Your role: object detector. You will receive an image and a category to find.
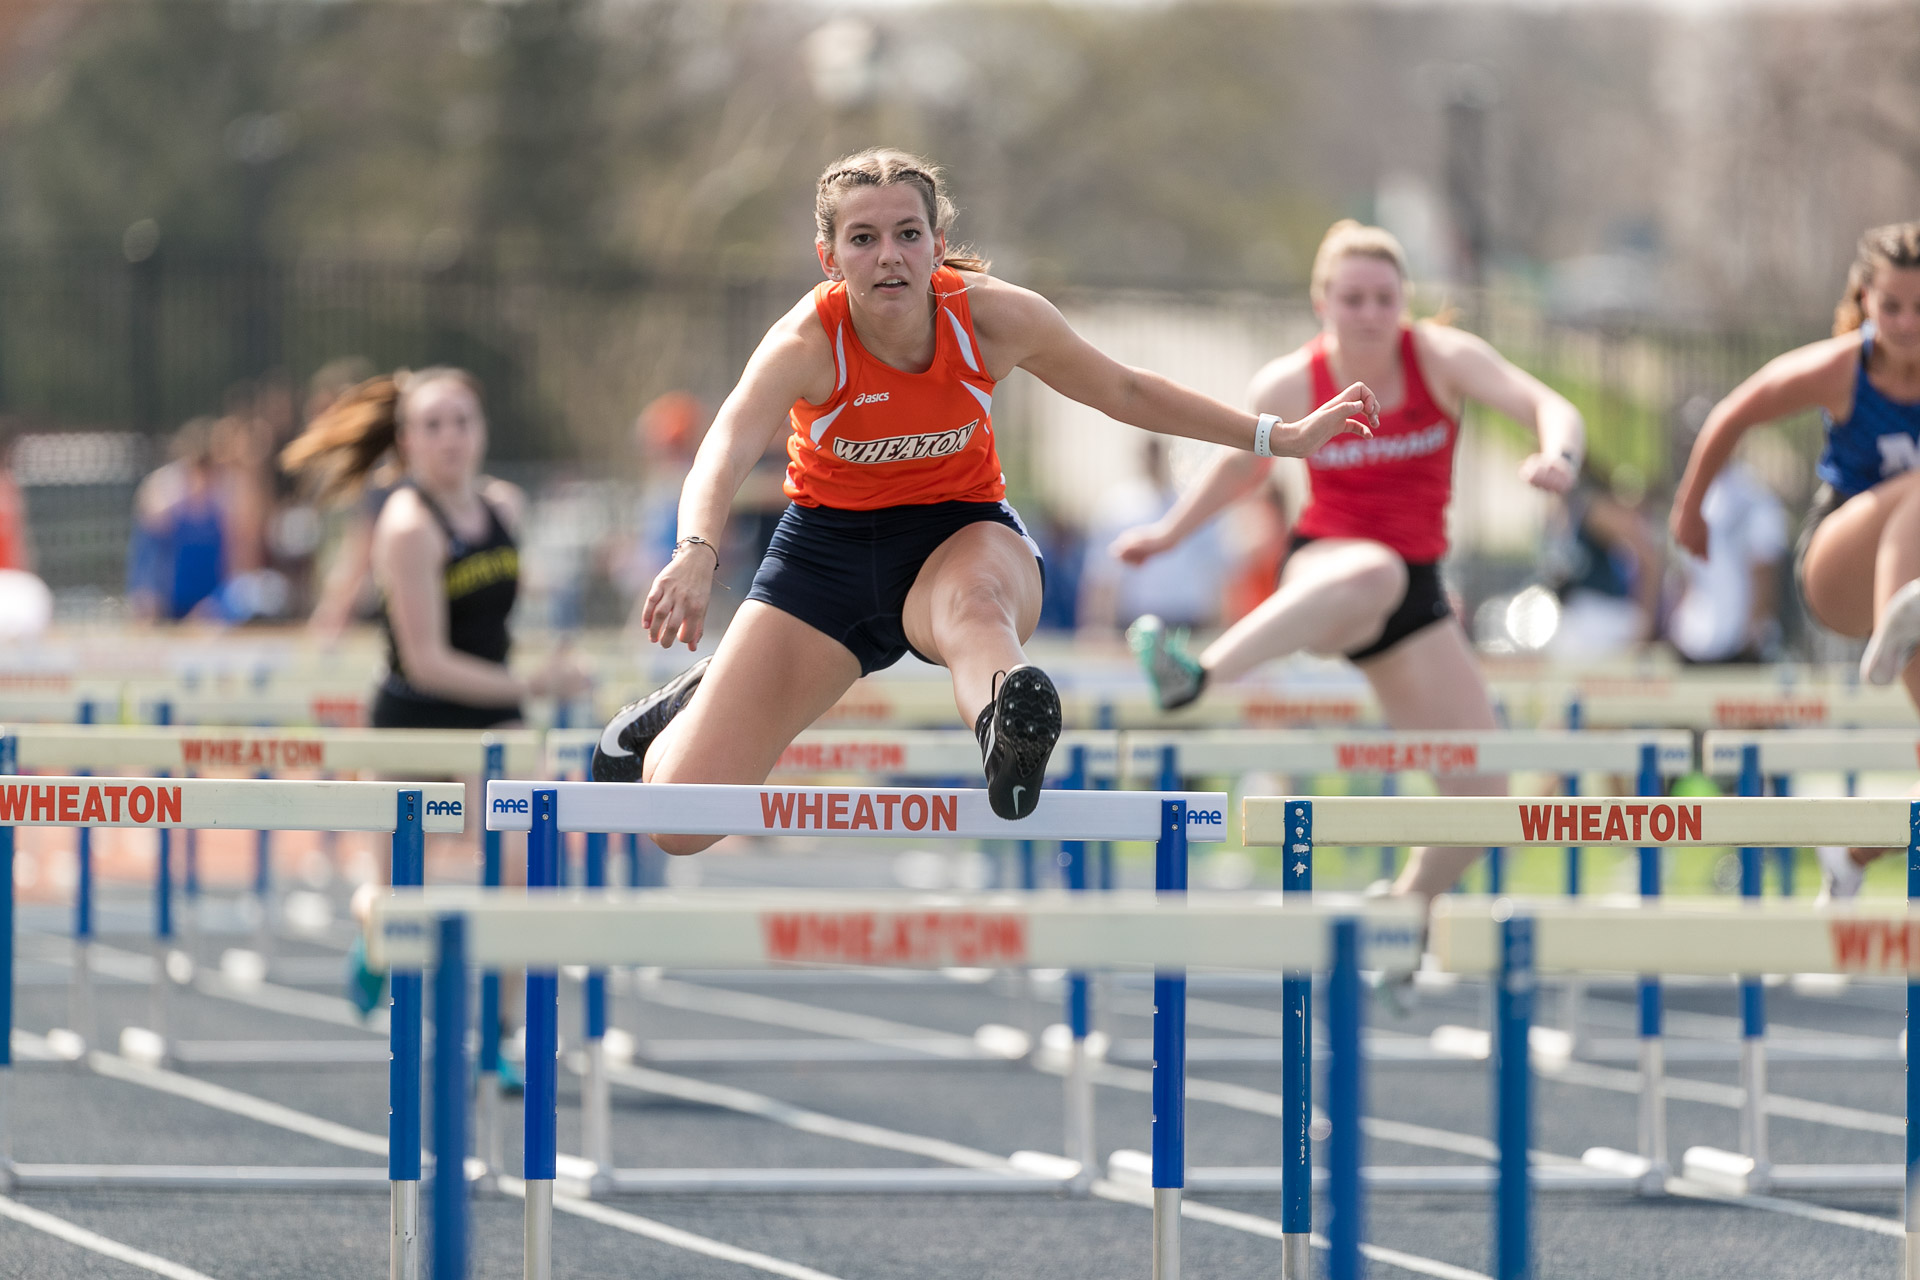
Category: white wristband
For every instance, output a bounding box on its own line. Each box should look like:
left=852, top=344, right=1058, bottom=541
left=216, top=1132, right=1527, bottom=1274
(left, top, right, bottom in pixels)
left=1253, top=413, right=1280, bottom=458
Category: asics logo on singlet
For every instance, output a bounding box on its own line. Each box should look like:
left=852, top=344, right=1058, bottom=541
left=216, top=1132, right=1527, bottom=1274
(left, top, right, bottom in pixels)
left=831, top=421, right=978, bottom=466
left=1311, top=422, right=1450, bottom=469
left=852, top=392, right=890, bottom=407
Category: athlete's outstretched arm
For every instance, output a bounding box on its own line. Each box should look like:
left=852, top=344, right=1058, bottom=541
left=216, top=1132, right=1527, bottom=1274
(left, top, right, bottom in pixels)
left=1670, top=338, right=1852, bottom=558
left=1111, top=447, right=1273, bottom=564
left=1424, top=325, right=1586, bottom=494
left=973, top=280, right=1377, bottom=456
left=644, top=306, right=828, bottom=650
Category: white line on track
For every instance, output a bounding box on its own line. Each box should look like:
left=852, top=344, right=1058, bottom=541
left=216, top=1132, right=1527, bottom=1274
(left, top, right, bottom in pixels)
left=639, top=980, right=1907, bottom=1241
left=0, top=1192, right=224, bottom=1280
left=34, top=938, right=389, bottom=1035
left=601, top=1066, right=1491, bottom=1278
left=655, top=975, right=1908, bottom=1142
left=497, top=1175, right=852, bottom=1280
left=1665, top=1177, right=1904, bottom=1236
left=1543, top=1060, right=1903, bottom=1137
left=640, top=978, right=983, bottom=1057
left=606, top=1063, right=1009, bottom=1169
left=84, top=1047, right=389, bottom=1158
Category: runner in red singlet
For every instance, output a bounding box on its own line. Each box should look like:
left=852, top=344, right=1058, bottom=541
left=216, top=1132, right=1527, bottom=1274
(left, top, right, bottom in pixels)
left=1117, top=220, right=1585, bottom=905
left=592, top=151, right=1379, bottom=852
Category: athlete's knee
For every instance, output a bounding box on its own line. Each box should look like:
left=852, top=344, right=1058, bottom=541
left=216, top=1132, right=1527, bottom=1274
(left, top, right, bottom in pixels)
left=650, top=832, right=717, bottom=857
left=939, top=572, right=1022, bottom=631
left=1342, top=552, right=1407, bottom=606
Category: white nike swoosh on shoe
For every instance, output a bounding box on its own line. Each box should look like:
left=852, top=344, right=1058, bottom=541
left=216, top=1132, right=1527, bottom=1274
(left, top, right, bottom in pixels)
left=1011, top=786, right=1025, bottom=808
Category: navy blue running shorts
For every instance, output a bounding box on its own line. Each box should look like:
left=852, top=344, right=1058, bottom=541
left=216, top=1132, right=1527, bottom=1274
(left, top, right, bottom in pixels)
left=747, top=499, right=1044, bottom=675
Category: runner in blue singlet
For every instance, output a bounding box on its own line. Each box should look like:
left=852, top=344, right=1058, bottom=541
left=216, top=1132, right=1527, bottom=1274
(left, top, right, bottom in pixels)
left=1670, top=221, right=1920, bottom=898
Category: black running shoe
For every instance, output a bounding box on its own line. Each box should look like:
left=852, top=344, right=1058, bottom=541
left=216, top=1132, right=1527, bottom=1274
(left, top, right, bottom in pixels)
left=973, top=665, right=1062, bottom=821
left=591, top=657, right=712, bottom=782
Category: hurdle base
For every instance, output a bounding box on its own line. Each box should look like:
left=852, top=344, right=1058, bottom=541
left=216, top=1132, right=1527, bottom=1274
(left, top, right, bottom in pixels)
left=167, top=1038, right=391, bottom=1066
left=8, top=1163, right=389, bottom=1191
left=1579, top=1037, right=1900, bottom=1065
left=1107, top=1151, right=1645, bottom=1194
left=623, top=1037, right=1026, bottom=1066
left=599, top=1164, right=1077, bottom=1195
left=1681, top=1146, right=1901, bottom=1194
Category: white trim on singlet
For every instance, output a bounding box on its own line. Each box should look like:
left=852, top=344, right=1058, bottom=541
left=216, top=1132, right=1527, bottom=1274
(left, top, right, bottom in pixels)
left=833, top=325, right=849, bottom=392
left=944, top=308, right=980, bottom=374
left=962, top=382, right=992, bottom=416
left=809, top=402, right=846, bottom=444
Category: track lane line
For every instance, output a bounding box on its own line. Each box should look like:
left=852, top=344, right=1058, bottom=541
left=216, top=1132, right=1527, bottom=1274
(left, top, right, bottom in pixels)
left=0, top=1193, right=225, bottom=1280
left=496, top=1176, right=851, bottom=1279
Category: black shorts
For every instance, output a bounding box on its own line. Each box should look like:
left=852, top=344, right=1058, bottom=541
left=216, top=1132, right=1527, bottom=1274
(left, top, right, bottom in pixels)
left=748, top=500, right=1043, bottom=676
left=371, top=679, right=521, bottom=731
left=1288, top=533, right=1452, bottom=662
left=1793, top=482, right=1849, bottom=597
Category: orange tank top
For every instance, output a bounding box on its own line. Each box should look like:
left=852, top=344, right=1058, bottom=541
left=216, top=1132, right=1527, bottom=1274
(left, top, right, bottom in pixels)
left=785, top=266, right=1005, bottom=510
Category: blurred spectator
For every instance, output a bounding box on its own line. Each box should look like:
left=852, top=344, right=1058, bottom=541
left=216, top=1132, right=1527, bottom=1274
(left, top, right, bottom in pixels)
left=1078, top=438, right=1225, bottom=633
left=127, top=418, right=228, bottom=621
left=301, top=359, right=389, bottom=640
left=210, top=401, right=291, bottom=621
left=1542, top=462, right=1661, bottom=659
left=0, top=437, right=32, bottom=575
left=1222, top=481, right=1291, bottom=625
left=614, top=392, right=710, bottom=626
left=1028, top=507, right=1085, bottom=631
left=1669, top=459, right=1788, bottom=663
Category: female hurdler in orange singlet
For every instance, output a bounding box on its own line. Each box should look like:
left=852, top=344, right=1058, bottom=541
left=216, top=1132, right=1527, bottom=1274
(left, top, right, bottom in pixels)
left=594, top=149, right=1377, bottom=853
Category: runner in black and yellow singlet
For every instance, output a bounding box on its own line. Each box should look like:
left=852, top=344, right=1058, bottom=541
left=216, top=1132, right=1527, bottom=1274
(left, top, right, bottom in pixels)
left=372, top=477, right=523, bottom=730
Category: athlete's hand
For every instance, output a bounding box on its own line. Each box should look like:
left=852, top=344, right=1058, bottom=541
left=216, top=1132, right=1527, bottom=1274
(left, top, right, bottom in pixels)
left=1519, top=453, right=1578, bottom=495
left=1267, top=382, right=1378, bottom=457
left=641, top=550, right=715, bottom=651
left=527, top=643, right=591, bottom=700
left=1110, top=522, right=1179, bottom=565
left=1670, top=495, right=1710, bottom=560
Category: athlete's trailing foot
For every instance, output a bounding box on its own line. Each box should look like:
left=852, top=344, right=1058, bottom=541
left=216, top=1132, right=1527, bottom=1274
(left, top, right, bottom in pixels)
left=592, top=656, right=713, bottom=782
left=974, top=665, right=1062, bottom=821
left=1861, top=579, right=1920, bottom=686
left=1127, top=615, right=1208, bottom=712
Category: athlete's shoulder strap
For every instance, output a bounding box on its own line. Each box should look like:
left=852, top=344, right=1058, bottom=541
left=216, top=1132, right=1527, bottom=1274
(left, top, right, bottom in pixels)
left=1305, top=333, right=1337, bottom=404
left=398, top=478, right=458, bottom=546
left=932, top=266, right=990, bottom=381
left=1397, top=326, right=1449, bottom=421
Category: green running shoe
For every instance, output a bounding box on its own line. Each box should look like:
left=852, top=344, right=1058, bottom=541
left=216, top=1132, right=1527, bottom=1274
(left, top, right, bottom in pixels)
left=496, top=1054, right=525, bottom=1096
left=344, top=934, right=387, bottom=1020
left=1126, top=615, right=1207, bottom=711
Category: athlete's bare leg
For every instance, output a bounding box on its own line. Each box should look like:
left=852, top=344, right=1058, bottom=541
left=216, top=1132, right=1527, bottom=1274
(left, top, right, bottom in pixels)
left=1198, top=539, right=1406, bottom=680
left=1351, top=620, right=1505, bottom=901
left=902, top=521, right=1045, bottom=723
left=1803, top=470, right=1920, bottom=695
left=1801, top=471, right=1920, bottom=871
left=643, top=601, right=861, bottom=855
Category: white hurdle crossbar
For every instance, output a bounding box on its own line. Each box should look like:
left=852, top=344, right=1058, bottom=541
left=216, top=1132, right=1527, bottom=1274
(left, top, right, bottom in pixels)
left=373, top=883, right=1421, bottom=1280
left=0, top=777, right=464, bottom=1280
left=1695, top=730, right=1920, bottom=1193
left=1244, top=795, right=1920, bottom=1280
left=3, top=725, right=537, bottom=1069
left=459, top=781, right=1228, bottom=1280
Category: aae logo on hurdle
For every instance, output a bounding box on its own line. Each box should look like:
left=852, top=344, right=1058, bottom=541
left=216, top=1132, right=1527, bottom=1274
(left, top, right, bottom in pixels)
left=425, top=799, right=462, bottom=817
